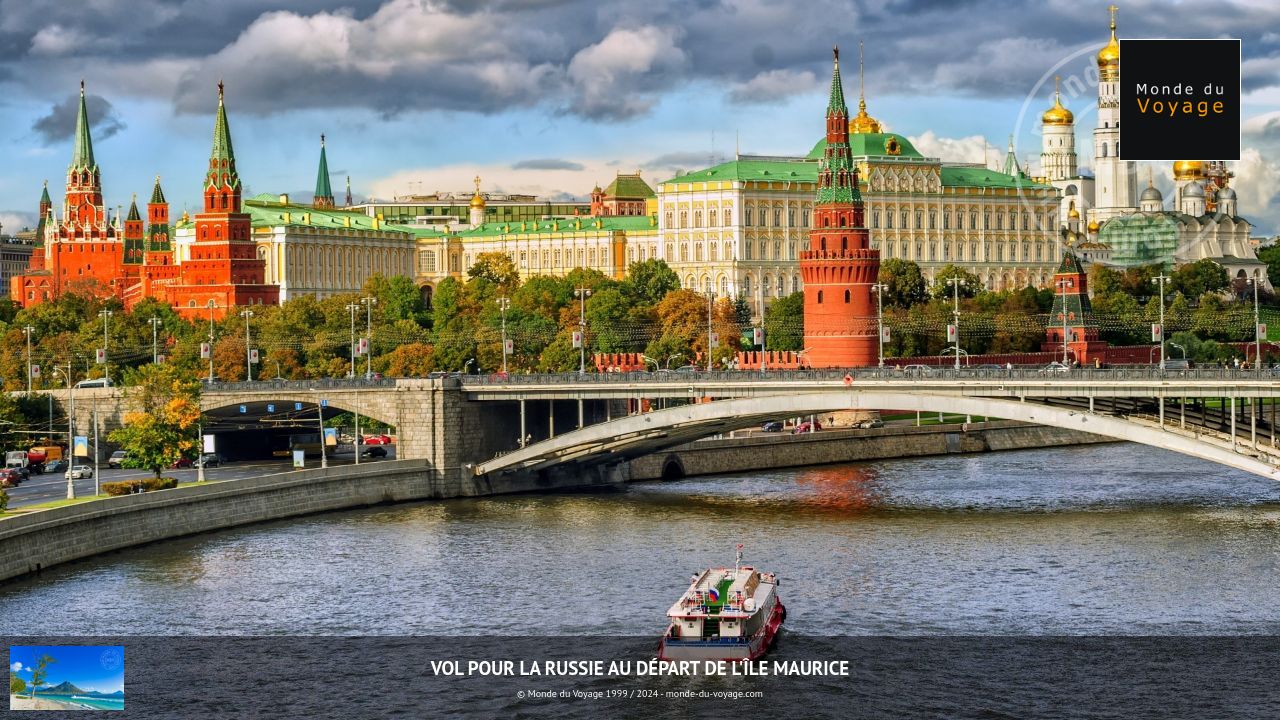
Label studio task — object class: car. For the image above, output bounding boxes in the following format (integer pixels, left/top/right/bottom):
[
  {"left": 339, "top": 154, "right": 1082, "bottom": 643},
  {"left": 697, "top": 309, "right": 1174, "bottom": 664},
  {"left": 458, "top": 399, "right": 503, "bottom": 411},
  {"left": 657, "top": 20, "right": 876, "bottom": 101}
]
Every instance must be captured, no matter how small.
[
  {"left": 793, "top": 421, "right": 823, "bottom": 434},
  {"left": 761, "top": 421, "right": 784, "bottom": 433},
  {"left": 0, "top": 468, "right": 23, "bottom": 487},
  {"left": 200, "top": 452, "right": 225, "bottom": 467},
  {"left": 65, "top": 465, "right": 93, "bottom": 480},
  {"left": 43, "top": 459, "right": 68, "bottom": 475},
  {"left": 1039, "top": 362, "right": 1071, "bottom": 373},
  {"left": 171, "top": 457, "right": 193, "bottom": 469},
  {"left": 900, "top": 364, "right": 934, "bottom": 376},
  {"left": 361, "top": 446, "right": 388, "bottom": 458},
  {"left": 674, "top": 365, "right": 700, "bottom": 373},
  {"left": 107, "top": 450, "right": 129, "bottom": 469},
  {"left": 974, "top": 364, "right": 1006, "bottom": 371},
  {"left": 74, "top": 377, "right": 115, "bottom": 389},
  {"left": 1162, "top": 359, "right": 1192, "bottom": 370},
  {"left": 362, "top": 434, "right": 393, "bottom": 445},
  {"left": 856, "top": 418, "right": 885, "bottom": 429}
]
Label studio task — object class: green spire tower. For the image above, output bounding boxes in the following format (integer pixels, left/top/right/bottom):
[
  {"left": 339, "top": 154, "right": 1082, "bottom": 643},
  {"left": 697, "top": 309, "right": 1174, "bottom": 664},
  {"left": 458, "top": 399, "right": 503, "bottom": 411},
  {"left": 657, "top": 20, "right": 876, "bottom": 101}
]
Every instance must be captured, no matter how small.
[
  {"left": 71, "top": 81, "right": 96, "bottom": 172},
  {"left": 313, "top": 134, "right": 335, "bottom": 208},
  {"left": 147, "top": 176, "right": 171, "bottom": 254}
]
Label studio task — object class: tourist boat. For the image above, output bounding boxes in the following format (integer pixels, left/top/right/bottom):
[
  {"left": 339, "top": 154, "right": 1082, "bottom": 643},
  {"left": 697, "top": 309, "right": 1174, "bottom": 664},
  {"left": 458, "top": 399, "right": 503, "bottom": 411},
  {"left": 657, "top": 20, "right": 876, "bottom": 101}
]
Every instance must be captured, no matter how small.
[{"left": 658, "top": 545, "right": 785, "bottom": 661}]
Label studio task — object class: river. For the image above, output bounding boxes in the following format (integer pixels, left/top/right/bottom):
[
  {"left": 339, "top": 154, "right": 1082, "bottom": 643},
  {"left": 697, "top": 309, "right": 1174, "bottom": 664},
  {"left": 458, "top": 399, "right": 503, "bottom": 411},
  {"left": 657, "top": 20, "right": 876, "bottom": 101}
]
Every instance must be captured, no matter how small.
[{"left": 3, "top": 442, "right": 1280, "bottom": 637}]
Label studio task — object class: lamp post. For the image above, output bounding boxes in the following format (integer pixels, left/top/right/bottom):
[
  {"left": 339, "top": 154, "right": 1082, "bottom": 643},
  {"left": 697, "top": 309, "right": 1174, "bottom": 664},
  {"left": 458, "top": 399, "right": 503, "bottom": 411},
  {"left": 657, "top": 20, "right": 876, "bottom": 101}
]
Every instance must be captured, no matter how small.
[
  {"left": 22, "top": 325, "right": 34, "bottom": 393},
  {"left": 1152, "top": 273, "right": 1169, "bottom": 370},
  {"left": 345, "top": 302, "right": 360, "bottom": 378},
  {"left": 53, "top": 363, "right": 74, "bottom": 500},
  {"left": 240, "top": 309, "right": 254, "bottom": 382},
  {"left": 1249, "top": 277, "right": 1263, "bottom": 375},
  {"left": 497, "top": 296, "right": 511, "bottom": 374},
  {"left": 574, "top": 287, "right": 591, "bottom": 375},
  {"left": 870, "top": 283, "right": 887, "bottom": 369},
  {"left": 1169, "top": 342, "right": 1186, "bottom": 360},
  {"left": 98, "top": 309, "right": 112, "bottom": 383},
  {"left": 148, "top": 316, "right": 161, "bottom": 364},
  {"left": 360, "top": 296, "right": 377, "bottom": 379},
  {"left": 706, "top": 291, "right": 716, "bottom": 372},
  {"left": 1055, "top": 277, "right": 1072, "bottom": 365},
  {"left": 206, "top": 300, "right": 218, "bottom": 383},
  {"left": 945, "top": 278, "right": 964, "bottom": 371}
]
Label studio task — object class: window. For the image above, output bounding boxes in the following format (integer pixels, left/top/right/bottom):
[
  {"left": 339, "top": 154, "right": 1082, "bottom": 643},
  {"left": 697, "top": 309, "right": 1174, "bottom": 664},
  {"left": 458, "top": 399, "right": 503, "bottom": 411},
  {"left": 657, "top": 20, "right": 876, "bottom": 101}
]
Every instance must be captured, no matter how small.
[
  {"left": 788, "top": 209, "right": 796, "bottom": 227},
  {"left": 802, "top": 209, "right": 810, "bottom": 226},
  {"left": 679, "top": 211, "right": 687, "bottom": 228},
  {"left": 720, "top": 276, "right": 728, "bottom": 295},
  {"left": 695, "top": 243, "right": 703, "bottom": 261},
  {"left": 970, "top": 212, "right": 978, "bottom": 229},
  {"left": 886, "top": 211, "right": 894, "bottom": 229},
  {"left": 773, "top": 241, "right": 781, "bottom": 260},
  {"left": 872, "top": 210, "right": 880, "bottom": 228},
  {"left": 817, "top": 290, "right": 824, "bottom": 304},
  {"left": 900, "top": 211, "right": 908, "bottom": 229},
  {"left": 915, "top": 210, "right": 923, "bottom": 229},
  {"left": 777, "top": 276, "right": 784, "bottom": 296},
  {"left": 694, "top": 211, "right": 702, "bottom": 227},
  {"left": 773, "top": 209, "right": 781, "bottom": 227},
  {"left": 664, "top": 211, "right": 673, "bottom": 228},
  {"left": 929, "top": 210, "right": 936, "bottom": 229},
  {"left": 680, "top": 244, "right": 689, "bottom": 261},
  {"left": 1022, "top": 212, "right": 1030, "bottom": 231},
  {"left": 758, "top": 209, "right": 766, "bottom": 228},
  {"left": 996, "top": 213, "right": 1003, "bottom": 230},
  {"left": 970, "top": 242, "right": 978, "bottom": 260},
  {"left": 944, "top": 211, "right": 951, "bottom": 229},
  {"left": 788, "top": 241, "right": 796, "bottom": 259},
  {"left": 744, "top": 207, "right": 753, "bottom": 226},
  {"left": 710, "top": 243, "right": 718, "bottom": 261},
  {"left": 983, "top": 212, "right": 991, "bottom": 230},
  {"left": 709, "top": 209, "right": 717, "bottom": 226},
  {"left": 724, "top": 209, "right": 732, "bottom": 225},
  {"left": 744, "top": 242, "right": 753, "bottom": 260}
]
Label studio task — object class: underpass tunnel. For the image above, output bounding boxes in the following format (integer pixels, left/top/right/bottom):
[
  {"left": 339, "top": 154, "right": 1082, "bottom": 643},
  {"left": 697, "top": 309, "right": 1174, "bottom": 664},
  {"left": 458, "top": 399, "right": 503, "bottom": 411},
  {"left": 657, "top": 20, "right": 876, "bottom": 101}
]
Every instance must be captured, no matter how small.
[{"left": 201, "top": 399, "right": 397, "bottom": 462}]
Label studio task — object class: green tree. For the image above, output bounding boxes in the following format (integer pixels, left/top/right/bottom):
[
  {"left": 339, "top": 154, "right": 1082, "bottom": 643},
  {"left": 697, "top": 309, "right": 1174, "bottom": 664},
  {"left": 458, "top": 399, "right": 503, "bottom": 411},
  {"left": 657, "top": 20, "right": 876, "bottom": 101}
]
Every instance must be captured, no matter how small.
[
  {"left": 1171, "top": 259, "right": 1230, "bottom": 300},
  {"left": 930, "top": 265, "right": 981, "bottom": 300},
  {"left": 583, "top": 287, "right": 636, "bottom": 353},
  {"left": 10, "top": 672, "right": 25, "bottom": 695},
  {"left": 467, "top": 252, "right": 521, "bottom": 293},
  {"left": 877, "top": 258, "right": 927, "bottom": 308},
  {"left": 1257, "top": 244, "right": 1280, "bottom": 290},
  {"left": 30, "top": 653, "right": 54, "bottom": 700},
  {"left": 364, "top": 273, "right": 430, "bottom": 326},
  {"left": 1088, "top": 264, "right": 1125, "bottom": 298},
  {"left": 622, "top": 259, "right": 680, "bottom": 305},
  {"left": 763, "top": 292, "right": 804, "bottom": 351},
  {"left": 108, "top": 365, "right": 201, "bottom": 479}
]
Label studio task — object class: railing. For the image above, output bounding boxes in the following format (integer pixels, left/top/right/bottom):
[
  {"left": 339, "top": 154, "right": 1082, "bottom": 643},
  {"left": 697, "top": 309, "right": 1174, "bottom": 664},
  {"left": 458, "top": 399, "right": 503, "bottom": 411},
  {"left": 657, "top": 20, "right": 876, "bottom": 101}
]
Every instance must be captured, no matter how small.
[{"left": 203, "top": 377, "right": 399, "bottom": 393}]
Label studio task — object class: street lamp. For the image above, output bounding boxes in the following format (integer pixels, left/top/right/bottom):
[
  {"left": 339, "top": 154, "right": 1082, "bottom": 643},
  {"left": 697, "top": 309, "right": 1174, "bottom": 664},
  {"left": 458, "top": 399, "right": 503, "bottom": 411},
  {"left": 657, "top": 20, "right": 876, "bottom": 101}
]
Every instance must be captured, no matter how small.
[
  {"left": 1055, "top": 277, "right": 1072, "bottom": 365},
  {"left": 98, "top": 309, "right": 112, "bottom": 383},
  {"left": 574, "top": 287, "right": 591, "bottom": 375},
  {"left": 360, "top": 296, "right": 377, "bottom": 379},
  {"left": 148, "top": 316, "right": 162, "bottom": 364},
  {"left": 1248, "top": 277, "right": 1263, "bottom": 375},
  {"left": 52, "top": 363, "right": 74, "bottom": 500},
  {"left": 463, "top": 358, "right": 475, "bottom": 375},
  {"left": 705, "top": 291, "right": 716, "bottom": 372},
  {"left": 240, "top": 309, "right": 254, "bottom": 382},
  {"left": 1151, "top": 273, "right": 1170, "bottom": 370},
  {"left": 497, "top": 296, "right": 511, "bottom": 375},
  {"left": 870, "top": 282, "right": 888, "bottom": 369},
  {"left": 1169, "top": 342, "right": 1186, "bottom": 360},
  {"left": 22, "top": 325, "right": 35, "bottom": 393},
  {"left": 944, "top": 278, "right": 965, "bottom": 371},
  {"left": 345, "top": 302, "right": 360, "bottom": 378}
]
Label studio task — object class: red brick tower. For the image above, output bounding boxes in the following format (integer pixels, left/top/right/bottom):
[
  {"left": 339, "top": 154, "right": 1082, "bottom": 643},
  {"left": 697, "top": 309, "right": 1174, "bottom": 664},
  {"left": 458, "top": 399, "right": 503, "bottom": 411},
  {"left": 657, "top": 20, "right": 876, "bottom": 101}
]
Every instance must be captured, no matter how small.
[
  {"left": 801, "top": 48, "right": 880, "bottom": 367},
  {"left": 166, "top": 82, "right": 278, "bottom": 319},
  {"left": 27, "top": 181, "right": 52, "bottom": 272},
  {"left": 123, "top": 194, "right": 145, "bottom": 266}
]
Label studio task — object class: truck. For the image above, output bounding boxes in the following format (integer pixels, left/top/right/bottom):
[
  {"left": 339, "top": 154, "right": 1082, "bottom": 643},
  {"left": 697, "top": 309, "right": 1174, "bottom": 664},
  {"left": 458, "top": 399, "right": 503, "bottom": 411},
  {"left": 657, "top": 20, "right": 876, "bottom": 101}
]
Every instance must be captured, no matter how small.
[
  {"left": 24, "top": 446, "right": 64, "bottom": 473},
  {"left": 5, "top": 450, "right": 29, "bottom": 471}
]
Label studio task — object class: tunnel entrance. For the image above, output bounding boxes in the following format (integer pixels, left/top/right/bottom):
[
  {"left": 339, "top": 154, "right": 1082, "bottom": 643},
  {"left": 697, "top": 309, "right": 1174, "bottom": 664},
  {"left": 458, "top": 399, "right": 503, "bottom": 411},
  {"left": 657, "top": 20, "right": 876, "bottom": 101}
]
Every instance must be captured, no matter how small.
[{"left": 660, "top": 455, "right": 686, "bottom": 481}]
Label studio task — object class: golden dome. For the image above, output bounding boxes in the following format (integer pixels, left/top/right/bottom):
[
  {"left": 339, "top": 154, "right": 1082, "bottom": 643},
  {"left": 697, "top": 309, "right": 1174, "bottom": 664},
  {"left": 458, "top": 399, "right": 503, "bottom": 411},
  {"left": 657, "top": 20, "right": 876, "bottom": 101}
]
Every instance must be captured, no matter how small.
[
  {"left": 1096, "top": 6, "right": 1119, "bottom": 81},
  {"left": 1041, "top": 77, "right": 1074, "bottom": 126},
  {"left": 1068, "top": 208, "right": 1080, "bottom": 219},
  {"left": 1087, "top": 219, "right": 1100, "bottom": 233},
  {"left": 470, "top": 174, "right": 486, "bottom": 209},
  {"left": 849, "top": 40, "right": 883, "bottom": 134},
  {"left": 1173, "top": 160, "right": 1205, "bottom": 181}
]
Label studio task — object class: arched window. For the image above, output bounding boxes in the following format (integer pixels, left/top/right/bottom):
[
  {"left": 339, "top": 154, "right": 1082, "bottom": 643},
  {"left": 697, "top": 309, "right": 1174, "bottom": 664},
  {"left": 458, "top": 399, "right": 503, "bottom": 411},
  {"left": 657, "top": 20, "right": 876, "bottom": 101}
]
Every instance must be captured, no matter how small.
[
  {"left": 694, "top": 211, "right": 702, "bottom": 227},
  {"left": 900, "top": 211, "right": 908, "bottom": 228},
  {"left": 915, "top": 210, "right": 923, "bottom": 229},
  {"left": 844, "top": 289, "right": 851, "bottom": 303},
  {"left": 709, "top": 209, "right": 717, "bottom": 226},
  {"left": 679, "top": 211, "right": 688, "bottom": 228},
  {"left": 817, "top": 290, "right": 824, "bottom": 304},
  {"left": 872, "top": 210, "right": 880, "bottom": 228},
  {"left": 745, "top": 207, "right": 753, "bottom": 226},
  {"left": 929, "top": 210, "right": 936, "bottom": 229}
]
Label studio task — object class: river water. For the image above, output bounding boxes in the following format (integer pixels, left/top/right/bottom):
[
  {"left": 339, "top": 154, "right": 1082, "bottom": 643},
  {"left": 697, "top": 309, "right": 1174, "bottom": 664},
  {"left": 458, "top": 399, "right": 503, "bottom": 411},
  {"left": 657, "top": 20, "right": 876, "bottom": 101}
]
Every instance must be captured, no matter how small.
[{"left": 3, "top": 442, "right": 1280, "bottom": 638}]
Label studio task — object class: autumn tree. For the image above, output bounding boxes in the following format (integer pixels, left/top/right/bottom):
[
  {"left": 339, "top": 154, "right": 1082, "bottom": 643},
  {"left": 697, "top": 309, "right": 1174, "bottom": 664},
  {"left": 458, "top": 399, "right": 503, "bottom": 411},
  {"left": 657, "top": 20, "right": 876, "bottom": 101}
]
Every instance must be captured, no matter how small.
[
  {"left": 877, "top": 258, "right": 927, "bottom": 308},
  {"left": 108, "top": 364, "right": 201, "bottom": 478},
  {"left": 468, "top": 252, "right": 521, "bottom": 294}
]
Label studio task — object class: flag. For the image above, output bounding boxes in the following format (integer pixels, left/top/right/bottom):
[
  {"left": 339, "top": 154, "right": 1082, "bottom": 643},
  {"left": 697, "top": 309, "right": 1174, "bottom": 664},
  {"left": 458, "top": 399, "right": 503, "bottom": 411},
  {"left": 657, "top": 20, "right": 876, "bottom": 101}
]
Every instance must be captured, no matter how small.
[{"left": 708, "top": 588, "right": 720, "bottom": 603}]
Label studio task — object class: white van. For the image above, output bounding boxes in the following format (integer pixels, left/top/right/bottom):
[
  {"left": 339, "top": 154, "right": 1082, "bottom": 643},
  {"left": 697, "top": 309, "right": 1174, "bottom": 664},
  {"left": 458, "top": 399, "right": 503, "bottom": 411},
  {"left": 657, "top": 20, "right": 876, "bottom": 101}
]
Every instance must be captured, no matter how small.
[{"left": 74, "top": 378, "right": 115, "bottom": 389}]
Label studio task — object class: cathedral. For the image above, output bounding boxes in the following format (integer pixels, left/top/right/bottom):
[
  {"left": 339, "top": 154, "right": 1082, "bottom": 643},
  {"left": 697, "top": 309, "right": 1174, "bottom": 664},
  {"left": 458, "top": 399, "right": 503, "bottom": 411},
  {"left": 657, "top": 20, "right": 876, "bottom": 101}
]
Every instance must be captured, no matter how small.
[{"left": 10, "top": 82, "right": 278, "bottom": 318}]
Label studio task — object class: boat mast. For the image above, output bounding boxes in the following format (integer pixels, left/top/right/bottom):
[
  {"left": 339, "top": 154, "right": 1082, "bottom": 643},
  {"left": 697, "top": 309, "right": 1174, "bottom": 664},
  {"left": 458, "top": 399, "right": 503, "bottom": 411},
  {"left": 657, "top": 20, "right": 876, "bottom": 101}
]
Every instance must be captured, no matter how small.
[{"left": 735, "top": 543, "right": 743, "bottom": 574}]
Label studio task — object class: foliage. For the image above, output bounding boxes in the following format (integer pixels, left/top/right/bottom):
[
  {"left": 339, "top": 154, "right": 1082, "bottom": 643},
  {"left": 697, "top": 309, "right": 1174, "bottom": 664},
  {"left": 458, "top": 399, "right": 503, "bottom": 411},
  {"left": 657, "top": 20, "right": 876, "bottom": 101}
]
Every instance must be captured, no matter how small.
[
  {"left": 467, "top": 251, "right": 521, "bottom": 293},
  {"left": 877, "top": 259, "right": 927, "bottom": 308},
  {"left": 929, "top": 265, "right": 981, "bottom": 300},
  {"left": 763, "top": 292, "right": 804, "bottom": 351},
  {"left": 0, "top": 488, "right": 7, "bottom": 513},
  {"left": 1168, "top": 331, "right": 1237, "bottom": 364},
  {"left": 1257, "top": 244, "right": 1280, "bottom": 291},
  {"left": 380, "top": 343, "right": 436, "bottom": 377},
  {"left": 622, "top": 259, "right": 680, "bottom": 306},
  {"left": 10, "top": 672, "right": 24, "bottom": 695},
  {"left": 108, "top": 365, "right": 201, "bottom": 479},
  {"left": 1170, "top": 259, "right": 1229, "bottom": 300},
  {"left": 30, "top": 654, "right": 54, "bottom": 699},
  {"left": 102, "top": 477, "right": 178, "bottom": 496}
]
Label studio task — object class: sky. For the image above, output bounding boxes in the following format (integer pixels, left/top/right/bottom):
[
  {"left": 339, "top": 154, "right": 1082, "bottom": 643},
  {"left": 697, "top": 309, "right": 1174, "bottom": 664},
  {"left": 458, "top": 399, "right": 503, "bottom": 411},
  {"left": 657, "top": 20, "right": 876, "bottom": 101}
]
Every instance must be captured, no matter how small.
[
  {"left": 1, "top": 0, "right": 1279, "bottom": 236},
  {"left": 10, "top": 645, "right": 126, "bottom": 694}
]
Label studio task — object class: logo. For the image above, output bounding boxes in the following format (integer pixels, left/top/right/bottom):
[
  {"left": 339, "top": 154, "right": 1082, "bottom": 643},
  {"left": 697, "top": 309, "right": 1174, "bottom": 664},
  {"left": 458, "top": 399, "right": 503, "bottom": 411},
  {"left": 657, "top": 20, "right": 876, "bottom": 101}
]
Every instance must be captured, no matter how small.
[{"left": 1119, "top": 39, "right": 1240, "bottom": 160}]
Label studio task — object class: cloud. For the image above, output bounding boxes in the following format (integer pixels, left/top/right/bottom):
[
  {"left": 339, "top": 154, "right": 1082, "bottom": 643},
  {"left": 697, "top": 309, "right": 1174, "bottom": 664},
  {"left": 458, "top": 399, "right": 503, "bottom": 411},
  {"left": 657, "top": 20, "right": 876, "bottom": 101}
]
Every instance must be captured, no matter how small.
[
  {"left": 643, "top": 151, "right": 729, "bottom": 171},
  {"left": 1231, "top": 147, "right": 1280, "bottom": 227},
  {"left": 566, "top": 25, "right": 687, "bottom": 120},
  {"left": 907, "top": 130, "right": 995, "bottom": 166},
  {"left": 1243, "top": 111, "right": 1280, "bottom": 140},
  {"left": 728, "top": 69, "right": 818, "bottom": 105},
  {"left": 10, "top": 661, "right": 21, "bottom": 672},
  {"left": 512, "top": 158, "right": 585, "bottom": 171},
  {"left": 31, "top": 92, "right": 126, "bottom": 145},
  {"left": 0, "top": 211, "right": 35, "bottom": 234}
]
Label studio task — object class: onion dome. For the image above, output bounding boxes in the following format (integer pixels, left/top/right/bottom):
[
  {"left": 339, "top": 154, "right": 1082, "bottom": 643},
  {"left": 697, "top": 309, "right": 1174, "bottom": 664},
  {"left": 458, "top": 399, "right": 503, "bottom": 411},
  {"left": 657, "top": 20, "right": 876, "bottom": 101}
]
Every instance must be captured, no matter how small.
[
  {"left": 1140, "top": 182, "right": 1163, "bottom": 203},
  {"left": 1041, "top": 77, "right": 1074, "bottom": 126},
  {"left": 1087, "top": 219, "right": 1100, "bottom": 233},
  {"left": 1184, "top": 180, "right": 1205, "bottom": 198},
  {"left": 470, "top": 175, "right": 486, "bottom": 209},
  {"left": 1173, "top": 160, "right": 1205, "bottom": 181},
  {"left": 1218, "top": 186, "right": 1236, "bottom": 200},
  {"left": 1068, "top": 207, "right": 1080, "bottom": 219},
  {"left": 1096, "top": 7, "right": 1119, "bottom": 81}
]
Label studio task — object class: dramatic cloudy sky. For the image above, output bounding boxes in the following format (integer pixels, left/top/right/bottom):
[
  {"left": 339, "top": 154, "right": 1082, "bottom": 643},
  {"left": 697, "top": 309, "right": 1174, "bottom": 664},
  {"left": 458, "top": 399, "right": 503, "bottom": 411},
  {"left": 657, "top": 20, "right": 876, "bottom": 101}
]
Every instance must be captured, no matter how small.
[{"left": 2, "top": 0, "right": 1280, "bottom": 235}]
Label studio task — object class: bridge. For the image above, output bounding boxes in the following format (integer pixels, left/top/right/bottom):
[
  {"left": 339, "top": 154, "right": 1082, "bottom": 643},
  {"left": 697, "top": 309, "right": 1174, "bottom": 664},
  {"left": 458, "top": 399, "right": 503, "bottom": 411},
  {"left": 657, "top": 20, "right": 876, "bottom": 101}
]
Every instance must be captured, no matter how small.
[{"left": 35, "top": 369, "right": 1280, "bottom": 485}]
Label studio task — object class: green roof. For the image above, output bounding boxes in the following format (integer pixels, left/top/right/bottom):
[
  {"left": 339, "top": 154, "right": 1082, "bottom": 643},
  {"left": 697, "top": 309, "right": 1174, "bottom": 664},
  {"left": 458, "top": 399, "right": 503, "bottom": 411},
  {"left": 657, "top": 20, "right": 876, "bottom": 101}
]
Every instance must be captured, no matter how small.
[
  {"left": 455, "top": 215, "right": 657, "bottom": 238},
  {"left": 126, "top": 196, "right": 141, "bottom": 221},
  {"left": 939, "top": 166, "right": 1051, "bottom": 190},
  {"left": 150, "top": 176, "right": 166, "bottom": 204},
  {"left": 603, "top": 173, "right": 654, "bottom": 199},
  {"left": 40, "top": 181, "right": 51, "bottom": 205},
  {"left": 71, "top": 83, "right": 95, "bottom": 171},
  {"left": 663, "top": 158, "right": 817, "bottom": 185},
  {"left": 211, "top": 86, "right": 235, "bottom": 163},
  {"left": 828, "top": 49, "right": 847, "bottom": 116},
  {"left": 807, "top": 132, "right": 923, "bottom": 160},
  {"left": 314, "top": 137, "right": 333, "bottom": 202},
  {"left": 172, "top": 195, "right": 416, "bottom": 236}
]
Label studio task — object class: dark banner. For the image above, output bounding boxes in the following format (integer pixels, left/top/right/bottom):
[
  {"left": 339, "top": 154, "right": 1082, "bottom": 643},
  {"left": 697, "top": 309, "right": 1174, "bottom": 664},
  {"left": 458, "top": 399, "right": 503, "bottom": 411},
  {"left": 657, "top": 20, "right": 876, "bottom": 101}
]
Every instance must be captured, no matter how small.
[{"left": 6, "top": 636, "right": 1280, "bottom": 718}]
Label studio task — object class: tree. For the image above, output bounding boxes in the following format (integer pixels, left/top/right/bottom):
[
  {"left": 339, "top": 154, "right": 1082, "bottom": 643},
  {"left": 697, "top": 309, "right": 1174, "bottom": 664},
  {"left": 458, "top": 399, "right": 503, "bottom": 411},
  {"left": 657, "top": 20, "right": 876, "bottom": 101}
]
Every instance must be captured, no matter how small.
[
  {"left": 467, "top": 252, "right": 520, "bottom": 293},
  {"left": 1257, "top": 244, "right": 1280, "bottom": 291},
  {"left": 364, "top": 273, "right": 430, "bottom": 326},
  {"left": 30, "top": 653, "right": 54, "bottom": 700},
  {"left": 380, "top": 343, "right": 436, "bottom": 377},
  {"left": 1171, "top": 259, "right": 1229, "bottom": 300},
  {"left": 930, "top": 265, "right": 981, "bottom": 300},
  {"left": 763, "top": 292, "right": 804, "bottom": 351},
  {"left": 10, "top": 672, "right": 24, "bottom": 695},
  {"left": 731, "top": 294, "right": 752, "bottom": 327},
  {"left": 622, "top": 259, "right": 680, "bottom": 305},
  {"left": 877, "top": 258, "right": 927, "bottom": 308},
  {"left": 1088, "top": 264, "right": 1124, "bottom": 298},
  {"left": 108, "top": 365, "right": 201, "bottom": 479}
]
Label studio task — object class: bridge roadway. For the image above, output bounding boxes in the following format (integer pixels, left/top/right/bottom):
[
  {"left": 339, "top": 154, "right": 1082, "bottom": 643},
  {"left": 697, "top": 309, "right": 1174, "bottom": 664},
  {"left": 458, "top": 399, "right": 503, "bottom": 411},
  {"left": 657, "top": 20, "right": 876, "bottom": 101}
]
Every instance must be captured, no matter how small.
[{"left": 458, "top": 368, "right": 1280, "bottom": 481}]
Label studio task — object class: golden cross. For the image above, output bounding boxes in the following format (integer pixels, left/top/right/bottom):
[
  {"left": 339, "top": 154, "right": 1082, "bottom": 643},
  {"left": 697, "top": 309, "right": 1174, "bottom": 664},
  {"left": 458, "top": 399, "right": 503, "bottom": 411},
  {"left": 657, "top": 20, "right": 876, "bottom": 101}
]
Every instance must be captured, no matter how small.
[{"left": 1108, "top": 5, "right": 1117, "bottom": 30}]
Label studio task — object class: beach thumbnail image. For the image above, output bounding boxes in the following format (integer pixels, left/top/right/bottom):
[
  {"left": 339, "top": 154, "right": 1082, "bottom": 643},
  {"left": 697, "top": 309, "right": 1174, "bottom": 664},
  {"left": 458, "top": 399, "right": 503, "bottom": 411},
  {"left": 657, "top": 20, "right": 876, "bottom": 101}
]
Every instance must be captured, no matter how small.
[{"left": 9, "top": 645, "right": 124, "bottom": 711}]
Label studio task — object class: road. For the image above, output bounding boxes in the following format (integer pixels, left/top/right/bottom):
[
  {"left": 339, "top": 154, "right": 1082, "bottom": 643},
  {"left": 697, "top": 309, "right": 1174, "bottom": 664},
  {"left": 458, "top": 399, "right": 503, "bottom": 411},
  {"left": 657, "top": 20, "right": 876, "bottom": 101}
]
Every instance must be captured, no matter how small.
[{"left": 4, "top": 445, "right": 397, "bottom": 508}]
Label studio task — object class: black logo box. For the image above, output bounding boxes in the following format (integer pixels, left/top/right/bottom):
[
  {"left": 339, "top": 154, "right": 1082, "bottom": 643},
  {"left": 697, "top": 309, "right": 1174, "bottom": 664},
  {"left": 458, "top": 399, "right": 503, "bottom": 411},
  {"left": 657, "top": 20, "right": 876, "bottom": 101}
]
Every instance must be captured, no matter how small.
[{"left": 1119, "top": 39, "right": 1241, "bottom": 161}]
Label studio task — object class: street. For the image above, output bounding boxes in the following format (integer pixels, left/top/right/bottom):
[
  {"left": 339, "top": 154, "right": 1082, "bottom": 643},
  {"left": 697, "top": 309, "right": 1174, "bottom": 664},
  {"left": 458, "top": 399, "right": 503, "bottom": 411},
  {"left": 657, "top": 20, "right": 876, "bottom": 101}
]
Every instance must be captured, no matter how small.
[{"left": 4, "top": 445, "right": 397, "bottom": 508}]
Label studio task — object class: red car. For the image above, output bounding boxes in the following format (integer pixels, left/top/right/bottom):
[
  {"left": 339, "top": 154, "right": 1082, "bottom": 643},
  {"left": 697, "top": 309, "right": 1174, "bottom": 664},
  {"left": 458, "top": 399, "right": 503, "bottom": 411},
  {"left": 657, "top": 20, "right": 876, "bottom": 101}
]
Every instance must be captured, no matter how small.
[
  {"left": 171, "top": 457, "right": 193, "bottom": 468},
  {"left": 0, "top": 468, "right": 21, "bottom": 487},
  {"left": 792, "top": 421, "right": 823, "bottom": 434},
  {"left": 362, "top": 434, "right": 393, "bottom": 445}
]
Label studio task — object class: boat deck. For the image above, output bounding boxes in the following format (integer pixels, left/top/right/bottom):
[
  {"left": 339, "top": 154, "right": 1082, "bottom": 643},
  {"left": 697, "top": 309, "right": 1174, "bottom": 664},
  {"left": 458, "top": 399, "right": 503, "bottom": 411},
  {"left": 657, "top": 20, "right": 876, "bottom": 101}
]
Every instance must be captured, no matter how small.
[{"left": 667, "top": 566, "right": 774, "bottom": 619}]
